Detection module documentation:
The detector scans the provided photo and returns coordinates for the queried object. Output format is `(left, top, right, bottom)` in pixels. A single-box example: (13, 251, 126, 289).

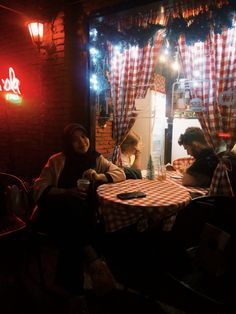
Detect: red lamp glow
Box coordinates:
(28, 22, 44, 49)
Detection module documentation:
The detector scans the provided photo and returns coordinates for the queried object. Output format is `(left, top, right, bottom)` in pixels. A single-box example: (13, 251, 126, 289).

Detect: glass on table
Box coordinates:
(156, 165, 166, 181)
(77, 179, 90, 192)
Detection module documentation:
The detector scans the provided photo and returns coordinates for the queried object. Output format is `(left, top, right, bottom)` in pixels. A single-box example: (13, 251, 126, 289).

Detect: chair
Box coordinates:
(163, 195, 236, 313)
(0, 172, 32, 221)
(0, 172, 32, 285)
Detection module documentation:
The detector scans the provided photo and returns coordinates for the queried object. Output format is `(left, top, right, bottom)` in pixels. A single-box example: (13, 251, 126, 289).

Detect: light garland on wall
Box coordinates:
(89, 27, 109, 95)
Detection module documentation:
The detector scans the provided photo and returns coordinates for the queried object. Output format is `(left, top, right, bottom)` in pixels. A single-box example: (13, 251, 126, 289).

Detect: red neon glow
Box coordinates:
(0, 67, 21, 95)
(218, 132, 231, 138)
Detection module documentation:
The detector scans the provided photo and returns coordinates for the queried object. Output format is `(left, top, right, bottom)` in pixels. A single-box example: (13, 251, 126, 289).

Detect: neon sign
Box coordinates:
(0, 67, 21, 95)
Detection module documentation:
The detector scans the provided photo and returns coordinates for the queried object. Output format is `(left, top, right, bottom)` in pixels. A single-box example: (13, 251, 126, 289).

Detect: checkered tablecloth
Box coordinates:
(97, 179, 191, 232)
(166, 171, 209, 197)
(166, 171, 209, 195)
(172, 157, 195, 172)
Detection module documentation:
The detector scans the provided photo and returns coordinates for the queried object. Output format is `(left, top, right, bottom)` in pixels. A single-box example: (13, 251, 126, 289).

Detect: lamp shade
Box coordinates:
(28, 22, 44, 47)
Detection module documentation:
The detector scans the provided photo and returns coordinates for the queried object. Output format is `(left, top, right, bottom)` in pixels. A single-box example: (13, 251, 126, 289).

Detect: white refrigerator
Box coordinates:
(133, 89, 167, 169)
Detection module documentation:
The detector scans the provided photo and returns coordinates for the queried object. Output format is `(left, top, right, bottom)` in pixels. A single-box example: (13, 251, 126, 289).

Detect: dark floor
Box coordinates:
(0, 278, 186, 314)
(0, 238, 185, 314)
(0, 257, 229, 314)
(0, 231, 234, 314)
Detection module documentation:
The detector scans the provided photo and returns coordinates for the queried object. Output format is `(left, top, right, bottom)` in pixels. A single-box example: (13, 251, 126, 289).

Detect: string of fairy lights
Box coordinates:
(89, 1, 236, 96)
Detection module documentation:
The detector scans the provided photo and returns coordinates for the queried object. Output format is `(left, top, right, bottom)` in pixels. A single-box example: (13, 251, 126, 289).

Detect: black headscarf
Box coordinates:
(58, 123, 100, 188)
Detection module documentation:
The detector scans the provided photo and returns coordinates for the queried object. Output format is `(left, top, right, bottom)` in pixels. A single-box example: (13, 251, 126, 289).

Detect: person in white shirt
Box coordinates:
(120, 130, 143, 170)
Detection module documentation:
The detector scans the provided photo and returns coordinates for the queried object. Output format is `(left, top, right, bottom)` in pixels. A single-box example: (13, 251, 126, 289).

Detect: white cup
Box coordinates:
(77, 179, 90, 191)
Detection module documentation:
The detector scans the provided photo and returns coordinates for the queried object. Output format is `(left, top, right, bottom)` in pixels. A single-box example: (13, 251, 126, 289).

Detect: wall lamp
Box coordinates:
(28, 21, 55, 55)
(28, 22, 44, 49)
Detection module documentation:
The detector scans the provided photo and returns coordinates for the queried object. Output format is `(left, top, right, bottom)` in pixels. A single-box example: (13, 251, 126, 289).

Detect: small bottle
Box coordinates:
(147, 155, 155, 180)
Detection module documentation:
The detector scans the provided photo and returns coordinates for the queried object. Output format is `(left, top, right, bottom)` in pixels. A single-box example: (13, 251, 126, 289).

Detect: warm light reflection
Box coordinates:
(28, 22, 44, 47)
(172, 61, 179, 71)
(159, 54, 167, 63)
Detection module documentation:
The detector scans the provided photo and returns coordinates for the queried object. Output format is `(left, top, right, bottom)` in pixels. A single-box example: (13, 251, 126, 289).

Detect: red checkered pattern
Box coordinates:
(178, 19, 236, 196)
(97, 179, 191, 232)
(108, 31, 164, 164)
(172, 157, 195, 172)
(172, 0, 228, 19)
(210, 159, 234, 196)
(166, 171, 209, 196)
(150, 73, 166, 94)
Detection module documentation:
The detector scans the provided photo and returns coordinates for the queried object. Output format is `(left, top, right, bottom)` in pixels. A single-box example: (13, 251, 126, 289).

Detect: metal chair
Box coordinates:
(0, 172, 32, 221)
(0, 172, 32, 285)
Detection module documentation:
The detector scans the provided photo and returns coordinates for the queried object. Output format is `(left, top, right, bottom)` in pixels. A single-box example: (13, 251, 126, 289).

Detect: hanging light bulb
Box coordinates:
(171, 46, 180, 72)
(159, 54, 167, 63)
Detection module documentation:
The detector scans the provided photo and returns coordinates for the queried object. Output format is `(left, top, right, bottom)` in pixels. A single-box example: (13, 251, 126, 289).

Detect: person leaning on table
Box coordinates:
(178, 127, 218, 187)
(120, 129, 143, 179)
(32, 123, 125, 312)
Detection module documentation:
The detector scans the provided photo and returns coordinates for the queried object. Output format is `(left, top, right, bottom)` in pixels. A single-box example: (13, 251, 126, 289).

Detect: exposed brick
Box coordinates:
(95, 115, 115, 158)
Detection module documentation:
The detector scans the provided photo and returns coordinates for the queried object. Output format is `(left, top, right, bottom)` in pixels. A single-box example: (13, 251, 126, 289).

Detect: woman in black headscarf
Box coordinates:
(32, 123, 125, 309)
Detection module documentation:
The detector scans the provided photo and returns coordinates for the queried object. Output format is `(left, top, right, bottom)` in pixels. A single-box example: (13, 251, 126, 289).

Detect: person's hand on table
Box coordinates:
(177, 165, 187, 175)
(178, 160, 191, 175)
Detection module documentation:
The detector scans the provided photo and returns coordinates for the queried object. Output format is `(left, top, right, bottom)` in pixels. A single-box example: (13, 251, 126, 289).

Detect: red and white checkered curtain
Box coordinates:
(108, 31, 164, 165)
(178, 19, 236, 196)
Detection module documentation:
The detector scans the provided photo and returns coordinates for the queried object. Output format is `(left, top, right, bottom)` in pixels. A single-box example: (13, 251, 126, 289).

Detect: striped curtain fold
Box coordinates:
(108, 30, 164, 165)
(178, 18, 236, 196)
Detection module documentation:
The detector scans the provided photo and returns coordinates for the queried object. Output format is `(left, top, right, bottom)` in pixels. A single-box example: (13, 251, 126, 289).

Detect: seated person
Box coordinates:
(120, 130, 143, 179)
(178, 127, 218, 187)
(32, 123, 125, 308)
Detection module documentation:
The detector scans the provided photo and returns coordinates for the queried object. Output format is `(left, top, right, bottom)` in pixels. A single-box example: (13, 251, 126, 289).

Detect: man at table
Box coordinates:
(178, 127, 218, 187)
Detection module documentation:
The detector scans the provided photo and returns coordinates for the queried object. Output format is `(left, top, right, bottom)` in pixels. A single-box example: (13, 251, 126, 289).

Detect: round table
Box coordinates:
(97, 179, 191, 232)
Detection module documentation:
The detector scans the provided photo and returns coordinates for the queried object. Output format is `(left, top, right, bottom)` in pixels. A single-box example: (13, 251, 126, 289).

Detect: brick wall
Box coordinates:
(0, 0, 120, 182)
(0, 11, 71, 181)
(95, 114, 115, 159)
(0, 15, 43, 180)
